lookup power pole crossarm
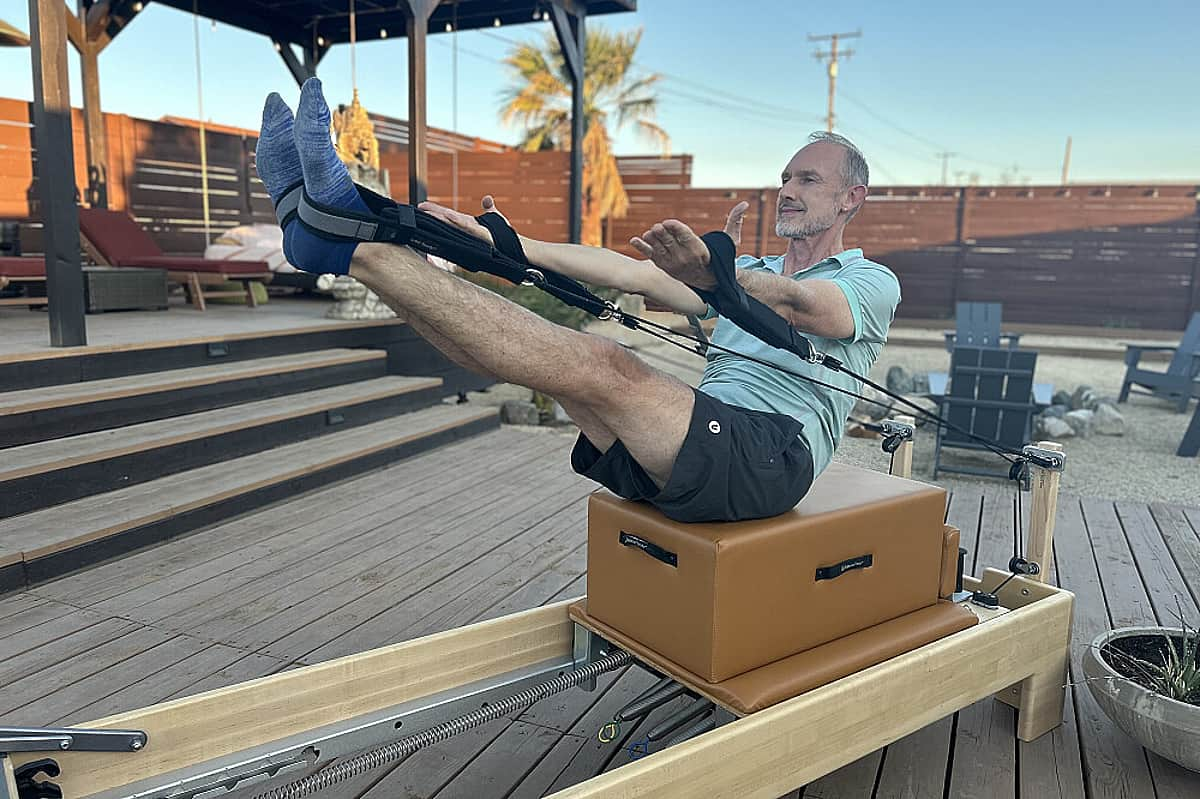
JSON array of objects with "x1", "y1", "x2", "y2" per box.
[{"x1": 809, "y1": 30, "x2": 860, "y2": 132}]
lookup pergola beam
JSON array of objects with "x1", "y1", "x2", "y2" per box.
[
  {"x1": 29, "y1": 0, "x2": 87, "y2": 346},
  {"x1": 404, "y1": 0, "x2": 439, "y2": 204},
  {"x1": 550, "y1": 0, "x2": 586, "y2": 244}
]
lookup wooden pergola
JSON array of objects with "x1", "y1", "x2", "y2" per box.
[{"x1": 26, "y1": 0, "x2": 635, "y2": 346}]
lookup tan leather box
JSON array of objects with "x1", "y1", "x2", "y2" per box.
[{"x1": 585, "y1": 462, "x2": 950, "y2": 682}]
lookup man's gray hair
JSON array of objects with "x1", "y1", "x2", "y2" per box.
[{"x1": 807, "y1": 131, "x2": 869, "y2": 221}]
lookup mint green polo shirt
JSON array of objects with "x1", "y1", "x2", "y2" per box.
[{"x1": 697, "y1": 249, "x2": 901, "y2": 478}]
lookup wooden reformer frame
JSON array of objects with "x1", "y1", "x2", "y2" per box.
[{"x1": 1, "y1": 423, "x2": 1074, "y2": 799}]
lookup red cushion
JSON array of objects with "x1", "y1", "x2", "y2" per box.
[
  {"x1": 77, "y1": 208, "x2": 163, "y2": 259},
  {"x1": 114, "y1": 256, "x2": 269, "y2": 275},
  {"x1": 0, "y1": 257, "x2": 46, "y2": 277}
]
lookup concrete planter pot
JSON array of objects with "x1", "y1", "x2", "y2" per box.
[{"x1": 1083, "y1": 626, "x2": 1200, "y2": 772}]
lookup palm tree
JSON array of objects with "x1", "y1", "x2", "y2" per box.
[{"x1": 501, "y1": 25, "x2": 669, "y2": 247}]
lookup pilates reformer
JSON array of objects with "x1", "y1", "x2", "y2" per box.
[
  {"x1": 2, "y1": 192, "x2": 1075, "y2": 799},
  {"x1": 0, "y1": 421, "x2": 1073, "y2": 799}
]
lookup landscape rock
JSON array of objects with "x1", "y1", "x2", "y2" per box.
[
  {"x1": 1064, "y1": 408, "x2": 1095, "y2": 437},
  {"x1": 500, "y1": 400, "x2": 540, "y2": 426},
  {"x1": 1071, "y1": 385, "x2": 1097, "y2": 411},
  {"x1": 886, "y1": 366, "x2": 914, "y2": 395},
  {"x1": 1041, "y1": 404, "x2": 1069, "y2": 419},
  {"x1": 1094, "y1": 403, "x2": 1127, "y2": 436},
  {"x1": 1052, "y1": 390, "x2": 1073, "y2": 407},
  {"x1": 853, "y1": 386, "x2": 894, "y2": 421},
  {"x1": 1040, "y1": 416, "x2": 1075, "y2": 439}
]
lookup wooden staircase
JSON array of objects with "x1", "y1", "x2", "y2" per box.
[{"x1": 0, "y1": 329, "x2": 497, "y2": 593}]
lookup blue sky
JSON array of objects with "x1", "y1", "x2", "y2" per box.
[{"x1": 1, "y1": 0, "x2": 1197, "y2": 187}]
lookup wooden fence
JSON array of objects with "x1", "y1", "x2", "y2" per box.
[{"x1": 2, "y1": 97, "x2": 1197, "y2": 329}]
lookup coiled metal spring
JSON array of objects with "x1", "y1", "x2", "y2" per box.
[{"x1": 254, "y1": 650, "x2": 632, "y2": 799}]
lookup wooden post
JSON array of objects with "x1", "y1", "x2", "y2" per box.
[
  {"x1": 1026, "y1": 440, "x2": 1064, "y2": 583},
  {"x1": 3, "y1": 755, "x2": 19, "y2": 797},
  {"x1": 29, "y1": 0, "x2": 86, "y2": 347},
  {"x1": 550, "y1": 2, "x2": 585, "y2": 244},
  {"x1": 404, "y1": 0, "x2": 438, "y2": 204},
  {"x1": 891, "y1": 415, "x2": 915, "y2": 479}
]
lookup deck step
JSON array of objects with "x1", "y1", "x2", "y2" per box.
[
  {"x1": 0, "y1": 348, "x2": 388, "y2": 447},
  {"x1": 0, "y1": 375, "x2": 447, "y2": 519},
  {"x1": 0, "y1": 403, "x2": 499, "y2": 592}
]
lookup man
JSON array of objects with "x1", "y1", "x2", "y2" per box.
[{"x1": 255, "y1": 79, "x2": 899, "y2": 524}]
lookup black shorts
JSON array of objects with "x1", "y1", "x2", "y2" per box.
[{"x1": 570, "y1": 388, "x2": 815, "y2": 523}]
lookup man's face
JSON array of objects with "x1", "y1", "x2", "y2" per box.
[{"x1": 775, "y1": 143, "x2": 850, "y2": 239}]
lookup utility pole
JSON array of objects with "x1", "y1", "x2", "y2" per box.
[
  {"x1": 809, "y1": 29, "x2": 860, "y2": 132},
  {"x1": 935, "y1": 151, "x2": 956, "y2": 185},
  {"x1": 1061, "y1": 136, "x2": 1072, "y2": 185}
]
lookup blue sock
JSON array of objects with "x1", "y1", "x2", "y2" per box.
[
  {"x1": 254, "y1": 93, "x2": 304, "y2": 265},
  {"x1": 287, "y1": 78, "x2": 370, "y2": 275}
]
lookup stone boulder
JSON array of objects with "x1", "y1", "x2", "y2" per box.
[
  {"x1": 1039, "y1": 416, "x2": 1075, "y2": 439},
  {"x1": 1094, "y1": 403, "x2": 1127, "y2": 436},
  {"x1": 1064, "y1": 409, "x2": 1095, "y2": 437},
  {"x1": 500, "y1": 400, "x2": 540, "y2": 426}
]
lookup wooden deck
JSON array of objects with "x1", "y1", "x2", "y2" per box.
[{"x1": 1, "y1": 427, "x2": 1198, "y2": 798}]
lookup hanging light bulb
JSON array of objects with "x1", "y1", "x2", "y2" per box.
[
  {"x1": 532, "y1": 7, "x2": 540, "y2": 19},
  {"x1": 132, "y1": 1, "x2": 143, "y2": 11},
  {"x1": 542, "y1": 10, "x2": 549, "y2": 20},
  {"x1": 273, "y1": 41, "x2": 282, "y2": 52},
  {"x1": 317, "y1": 35, "x2": 326, "y2": 46},
  {"x1": 493, "y1": 17, "x2": 501, "y2": 27},
  {"x1": 445, "y1": 22, "x2": 453, "y2": 32},
  {"x1": 380, "y1": 28, "x2": 387, "y2": 38}
]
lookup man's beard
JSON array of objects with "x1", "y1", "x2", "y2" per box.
[{"x1": 775, "y1": 207, "x2": 836, "y2": 239}]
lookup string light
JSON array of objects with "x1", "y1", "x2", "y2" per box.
[
  {"x1": 132, "y1": 1, "x2": 143, "y2": 11},
  {"x1": 445, "y1": 22, "x2": 453, "y2": 32},
  {"x1": 542, "y1": 11, "x2": 549, "y2": 20},
  {"x1": 273, "y1": 41, "x2": 281, "y2": 51},
  {"x1": 493, "y1": 17, "x2": 501, "y2": 26},
  {"x1": 317, "y1": 35, "x2": 326, "y2": 46},
  {"x1": 380, "y1": 28, "x2": 387, "y2": 38}
]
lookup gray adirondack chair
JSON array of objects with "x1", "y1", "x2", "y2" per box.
[
  {"x1": 942, "y1": 302, "x2": 1021, "y2": 352},
  {"x1": 1118, "y1": 312, "x2": 1200, "y2": 412},
  {"x1": 1179, "y1": 393, "x2": 1200, "y2": 456},
  {"x1": 932, "y1": 346, "x2": 1039, "y2": 479}
]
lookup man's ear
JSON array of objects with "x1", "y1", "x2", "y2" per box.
[{"x1": 843, "y1": 185, "x2": 868, "y2": 215}]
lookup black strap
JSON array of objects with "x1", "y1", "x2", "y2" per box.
[
  {"x1": 475, "y1": 211, "x2": 528, "y2": 264},
  {"x1": 691, "y1": 232, "x2": 815, "y2": 362}
]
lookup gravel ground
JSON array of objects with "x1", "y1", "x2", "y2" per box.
[{"x1": 466, "y1": 322, "x2": 1198, "y2": 507}]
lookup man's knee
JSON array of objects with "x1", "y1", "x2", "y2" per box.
[{"x1": 575, "y1": 335, "x2": 655, "y2": 401}]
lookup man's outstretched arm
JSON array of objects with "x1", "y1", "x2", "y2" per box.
[
  {"x1": 633, "y1": 218, "x2": 854, "y2": 340},
  {"x1": 418, "y1": 199, "x2": 707, "y2": 316}
]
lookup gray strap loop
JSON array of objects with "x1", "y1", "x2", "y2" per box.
[
  {"x1": 274, "y1": 185, "x2": 302, "y2": 227},
  {"x1": 297, "y1": 193, "x2": 380, "y2": 241}
]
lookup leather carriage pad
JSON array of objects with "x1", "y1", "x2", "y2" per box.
[
  {"x1": 585, "y1": 463, "x2": 952, "y2": 682},
  {"x1": 570, "y1": 598, "x2": 978, "y2": 715}
]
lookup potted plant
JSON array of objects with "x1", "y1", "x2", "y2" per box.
[{"x1": 1083, "y1": 608, "x2": 1200, "y2": 772}]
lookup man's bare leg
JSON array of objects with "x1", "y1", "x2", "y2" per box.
[{"x1": 352, "y1": 243, "x2": 691, "y2": 486}]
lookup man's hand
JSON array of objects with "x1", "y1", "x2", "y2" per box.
[
  {"x1": 417, "y1": 200, "x2": 494, "y2": 246},
  {"x1": 724, "y1": 201, "x2": 749, "y2": 246},
  {"x1": 631, "y1": 220, "x2": 716, "y2": 290}
]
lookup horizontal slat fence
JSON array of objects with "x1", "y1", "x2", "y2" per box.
[{"x1": 2, "y1": 97, "x2": 1197, "y2": 329}]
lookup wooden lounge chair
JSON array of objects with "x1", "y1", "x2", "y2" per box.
[
  {"x1": 77, "y1": 208, "x2": 271, "y2": 311},
  {"x1": 1118, "y1": 312, "x2": 1200, "y2": 412},
  {"x1": 0, "y1": 256, "x2": 46, "y2": 306},
  {"x1": 933, "y1": 345, "x2": 1039, "y2": 479},
  {"x1": 942, "y1": 301, "x2": 1021, "y2": 352}
]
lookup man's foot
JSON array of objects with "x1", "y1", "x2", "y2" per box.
[{"x1": 255, "y1": 80, "x2": 374, "y2": 275}]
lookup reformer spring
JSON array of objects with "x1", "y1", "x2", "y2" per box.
[{"x1": 253, "y1": 651, "x2": 632, "y2": 799}]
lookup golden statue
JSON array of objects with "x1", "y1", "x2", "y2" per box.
[{"x1": 332, "y1": 89, "x2": 380, "y2": 173}]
